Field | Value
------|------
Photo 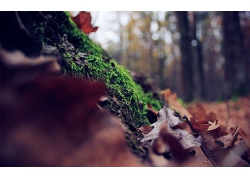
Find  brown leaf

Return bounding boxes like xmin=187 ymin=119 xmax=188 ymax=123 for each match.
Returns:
xmin=210 ymin=127 xmax=228 ymax=139
xmin=206 ymin=112 xmax=217 ymax=123
xmin=158 ymin=123 xmax=189 ymax=163
xmin=187 ymin=104 xmax=207 ymax=121
xmin=71 ymin=11 xmax=98 ymax=34
xmin=1 ymin=76 xmax=145 ymax=166
xmin=138 ymin=125 xmax=154 ymax=134
xmin=215 ymin=126 xmax=239 ymax=148
xmin=146 ymin=103 xmax=158 ymax=124
xmin=207 ymin=120 xmax=220 ymax=132
xmin=161 ymin=88 xmax=192 ymax=119
xmin=190 ymin=117 xmax=210 ymax=132
xmin=172 ymin=121 xmax=188 ymax=130
xmin=0 ymin=48 xmax=60 ymax=86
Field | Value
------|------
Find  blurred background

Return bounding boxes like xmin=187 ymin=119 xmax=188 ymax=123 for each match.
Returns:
xmin=87 ymin=11 xmax=250 ymax=102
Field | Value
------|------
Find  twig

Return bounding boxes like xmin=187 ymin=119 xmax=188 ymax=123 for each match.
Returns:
xmin=225 ymin=99 xmax=231 ymax=131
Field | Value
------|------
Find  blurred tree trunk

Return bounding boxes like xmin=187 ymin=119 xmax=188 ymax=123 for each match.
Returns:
xmin=176 ymin=11 xmax=193 ymax=102
xmin=222 ymin=11 xmax=245 ymax=98
xmin=240 ymin=11 xmax=250 ymax=96
xmin=191 ymin=12 xmax=206 ymax=100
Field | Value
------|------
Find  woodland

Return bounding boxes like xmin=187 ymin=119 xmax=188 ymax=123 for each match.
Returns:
xmin=0 ymin=11 xmax=250 ymax=168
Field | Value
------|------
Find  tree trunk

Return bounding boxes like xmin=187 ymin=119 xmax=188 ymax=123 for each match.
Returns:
xmin=191 ymin=12 xmax=206 ymax=100
xmin=222 ymin=11 xmax=244 ymax=98
xmin=176 ymin=11 xmax=194 ymax=102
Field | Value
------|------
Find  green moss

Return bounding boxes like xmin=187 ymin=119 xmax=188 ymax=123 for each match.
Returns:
xmin=18 ymin=11 xmax=162 ymax=130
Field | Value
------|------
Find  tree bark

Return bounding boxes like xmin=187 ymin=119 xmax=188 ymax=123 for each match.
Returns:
xmin=176 ymin=11 xmax=194 ymax=102
xmin=222 ymin=11 xmax=244 ymax=98
xmin=192 ymin=12 xmax=206 ymax=100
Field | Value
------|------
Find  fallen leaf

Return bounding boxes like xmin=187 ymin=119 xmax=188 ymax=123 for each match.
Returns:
xmin=190 ymin=117 xmax=210 ymax=132
xmin=0 ymin=77 xmax=145 ymax=166
xmin=100 ymin=95 xmax=108 ymax=102
xmin=0 ymin=48 xmax=60 ymax=86
xmin=71 ymin=11 xmax=98 ymax=34
xmin=172 ymin=121 xmax=188 ymax=130
xmin=141 ymin=104 xmax=202 ymax=150
xmin=147 ymin=103 xmax=158 ymax=124
xmin=210 ymin=126 xmax=228 ymax=139
xmin=206 ymin=112 xmax=217 ymax=123
xmin=161 ymin=88 xmax=192 ymax=119
xmin=215 ymin=126 xmax=239 ymax=148
xmin=187 ymin=103 xmax=207 ymax=121
xmin=207 ymin=120 xmax=220 ymax=132
xmin=147 ymin=103 xmax=158 ymax=116
xmin=138 ymin=125 xmax=154 ymax=135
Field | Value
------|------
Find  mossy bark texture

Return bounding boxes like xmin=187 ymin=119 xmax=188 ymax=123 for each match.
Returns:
xmin=0 ymin=11 xmax=162 ymax=145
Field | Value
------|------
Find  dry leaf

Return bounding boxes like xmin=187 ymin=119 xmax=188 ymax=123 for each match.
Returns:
xmin=1 ymin=76 xmax=145 ymax=166
xmin=0 ymin=48 xmax=60 ymax=86
xmin=215 ymin=126 xmax=239 ymax=148
xmin=138 ymin=125 xmax=154 ymax=135
xmin=190 ymin=117 xmax=210 ymax=132
xmin=100 ymin=95 xmax=108 ymax=102
xmin=187 ymin=104 xmax=207 ymax=121
xmin=147 ymin=103 xmax=158 ymax=124
xmin=141 ymin=104 xmax=202 ymax=149
xmin=207 ymin=120 xmax=220 ymax=132
xmin=71 ymin=11 xmax=98 ymax=34
xmin=161 ymin=88 xmax=192 ymax=119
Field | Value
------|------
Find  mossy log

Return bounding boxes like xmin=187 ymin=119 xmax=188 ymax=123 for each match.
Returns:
xmin=0 ymin=11 xmax=162 ymax=157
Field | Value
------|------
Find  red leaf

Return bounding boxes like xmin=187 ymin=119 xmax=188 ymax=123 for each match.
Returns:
xmin=71 ymin=11 xmax=98 ymax=34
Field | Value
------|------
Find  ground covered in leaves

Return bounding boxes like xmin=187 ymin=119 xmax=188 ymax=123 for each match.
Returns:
xmin=188 ymin=96 xmax=250 ymax=147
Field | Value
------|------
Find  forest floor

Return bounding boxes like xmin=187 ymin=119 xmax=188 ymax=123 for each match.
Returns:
xmin=187 ymin=95 xmax=250 ymax=146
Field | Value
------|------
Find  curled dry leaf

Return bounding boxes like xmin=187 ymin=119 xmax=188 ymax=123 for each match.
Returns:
xmin=215 ymin=126 xmax=239 ymax=148
xmin=71 ymin=11 xmax=98 ymax=34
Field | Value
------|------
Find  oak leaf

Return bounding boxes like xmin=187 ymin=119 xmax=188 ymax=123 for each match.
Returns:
xmin=71 ymin=11 xmax=98 ymax=34
xmin=140 ymin=104 xmax=202 ymax=150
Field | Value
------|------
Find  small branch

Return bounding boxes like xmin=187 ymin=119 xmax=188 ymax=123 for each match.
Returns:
xmin=225 ymin=99 xmax=231 ymax=131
